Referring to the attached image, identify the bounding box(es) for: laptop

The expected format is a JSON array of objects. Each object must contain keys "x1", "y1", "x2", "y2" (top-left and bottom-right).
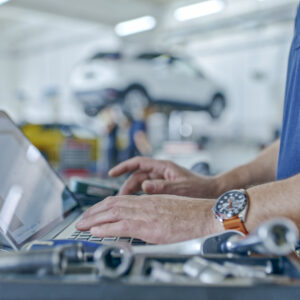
[{"x1": 0, "y1": 111, "x2": 143, "y2": 250}]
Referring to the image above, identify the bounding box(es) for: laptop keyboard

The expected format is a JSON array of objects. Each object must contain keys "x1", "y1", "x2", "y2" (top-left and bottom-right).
[{"x1": 68, "y1": 231, "x2": 147, "y2": 245}]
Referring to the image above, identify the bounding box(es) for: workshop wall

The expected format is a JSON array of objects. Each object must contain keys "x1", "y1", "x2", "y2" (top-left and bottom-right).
[
  {"x1": 183, "y1": 23, "x2": 293, "y2": 143},
  {"x1": 0, "y1": 0, "x2": 296, "y2": 147},
  {"x1": 0, "y1": 25, "x2": 119, "y2": 125},
  {"x1": 0, "y1": 56, "x2": 15, "y2": 116}
]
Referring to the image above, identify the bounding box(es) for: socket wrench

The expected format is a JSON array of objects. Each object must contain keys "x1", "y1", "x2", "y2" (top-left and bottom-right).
[
  {"x1": 222, "y1": 218, "x2": 299, "y2": 255},
  {"x1": 94, "y1": 243, "x2": 133, "y2": 279},
  {"x1": 92, "y1": 231, "x2": 242, "y2": 279},
  {"x1": 132, "y1": 230, "x2": 243, "y2": 256},
  {"x1": 0, "y1": 248, "x2": 67, "y2": 275}
]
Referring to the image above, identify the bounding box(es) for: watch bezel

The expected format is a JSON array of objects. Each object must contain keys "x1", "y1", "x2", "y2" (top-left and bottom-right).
[{"x1": 213, "y1": 189, "x2": 248, "y2": 223}]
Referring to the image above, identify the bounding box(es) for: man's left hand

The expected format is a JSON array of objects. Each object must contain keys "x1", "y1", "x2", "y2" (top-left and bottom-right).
[{"x1": 76, "y1": 195, "x2": 222, "y2": 244}]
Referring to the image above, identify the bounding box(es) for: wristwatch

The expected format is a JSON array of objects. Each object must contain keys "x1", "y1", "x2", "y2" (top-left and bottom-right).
[{"x1": 213, "y1": 189, "x2": 249, "y2": 235}]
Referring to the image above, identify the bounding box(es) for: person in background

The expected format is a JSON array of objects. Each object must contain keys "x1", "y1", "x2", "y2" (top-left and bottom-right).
[
  {"x1": 123, "y1": 105, "x2": 152, "y2": 159},
  {"x1": 103, "y1": 107, "x2": 119, "y2": 172}
]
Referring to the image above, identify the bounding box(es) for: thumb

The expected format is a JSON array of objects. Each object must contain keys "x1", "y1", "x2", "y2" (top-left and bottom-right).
[{"x1": 142, "y1": 180, "x2": 173, "y2": 194}]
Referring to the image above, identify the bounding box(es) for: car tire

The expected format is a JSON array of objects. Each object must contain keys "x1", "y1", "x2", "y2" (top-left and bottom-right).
[
  {"x1": 122, "y1": 87, "x2": 150, "y2": 117},
  {"x1": 84, "y1": 106, "x2": 100, "y2": 117},
  {"x1": 190, "y1": 161, "x2": 211, "y2": 176},
  {"x1": 209, "y1": 94, "x2": 226, "y2": 119}
]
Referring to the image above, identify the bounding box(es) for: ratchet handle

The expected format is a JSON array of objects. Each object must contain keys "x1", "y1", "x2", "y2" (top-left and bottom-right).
[{"x1": 222, "y1": 218, "x2": 299, "y2": 256}]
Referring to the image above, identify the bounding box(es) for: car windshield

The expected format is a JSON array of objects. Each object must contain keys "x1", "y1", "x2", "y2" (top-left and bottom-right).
[
  {"x1": 171, "y1": 58, "x2": 199, "y2": 76},
  {"x1": 89, "y1": 52, "x2": 121, "y2": 61},
  {"x1": 135, "y1": 52, "x2": 169, "y2": 60}
]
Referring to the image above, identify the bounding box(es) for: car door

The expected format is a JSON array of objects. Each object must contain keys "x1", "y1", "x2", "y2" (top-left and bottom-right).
[{"x1": 164, "y1": 59, "x2": 213, "y2": 107}]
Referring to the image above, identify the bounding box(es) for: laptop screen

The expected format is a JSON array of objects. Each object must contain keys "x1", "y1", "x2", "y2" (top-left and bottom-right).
[{"x1": 0, "y1": 111, "x2": 79, "y2": 249}]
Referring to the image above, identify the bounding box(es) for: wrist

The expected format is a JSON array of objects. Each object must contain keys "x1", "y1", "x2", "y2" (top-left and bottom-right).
[
  {"x1": 195, "y1": 199, "x2": 224, "y2": 236},
  {"x1": 211, "y1": 210, "x2": 225, "y2": 234},
  {"x1": 209, "y1": 175, "x2": 228, "y2": 198}
]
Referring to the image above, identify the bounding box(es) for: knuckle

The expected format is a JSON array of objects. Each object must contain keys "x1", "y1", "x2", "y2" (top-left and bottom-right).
[
  {"x1": 157, "y1": 181, "x2": 165, "y2": 190},
  {"x1": 102, "y1": 196, "x2": 114, "y2": 206},
  {"x1": 120, "y1": 219, "x2": 130, "y2": 232},
  {"x1": 161, "y1": 159, "x2": 172, "y2": 168},
  {"x1": 131, "y1": 172, "x2": 140, "y2": 180},
  {"x1": 91, "y1": 226, "x2": 102, "y2": 237},
  {"x1": 166, "y1": 160, "x2": 175, "y2": 168},
  {"x1": 106, "y1": 196, "x2": 115, "y2": 202},
  {"x1": 110, "y1": 206, "x2": 121, "y2": 218},
  {"x1": 101, "y1": 197, "x2": 118, "y2": 210},
  {"x1": 134, "y1": 156, "x2": 143, "y2": 164}
]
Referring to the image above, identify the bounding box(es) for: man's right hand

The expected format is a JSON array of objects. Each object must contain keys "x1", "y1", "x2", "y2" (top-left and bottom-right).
[{"x1": 109, "y1": 157, "x2": 219, "y2": 198}]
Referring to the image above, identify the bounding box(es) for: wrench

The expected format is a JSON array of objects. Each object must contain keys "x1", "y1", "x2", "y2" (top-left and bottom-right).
[
  {"x1": 223, "y1": 218, "x2": 299, "y2": 255},
  {"x1": 132, "y1": 230, "x2": 243, "y2": 256}
]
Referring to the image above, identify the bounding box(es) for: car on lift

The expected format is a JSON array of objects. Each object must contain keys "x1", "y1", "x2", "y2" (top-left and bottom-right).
[{"x1": 70, "y1": 51, "x2": 226, "y2": 118}]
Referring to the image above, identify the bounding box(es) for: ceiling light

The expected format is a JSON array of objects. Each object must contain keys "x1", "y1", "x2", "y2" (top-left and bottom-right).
[
  {"x1": 0, "y1": 0, "x2": 10, "y2": 5},
  {"x1": 115, "y1": 16, "x2": 156, "y2": 37},
  {"x1": 174, "y1": 0, "x2": 225, "y2": 22}
]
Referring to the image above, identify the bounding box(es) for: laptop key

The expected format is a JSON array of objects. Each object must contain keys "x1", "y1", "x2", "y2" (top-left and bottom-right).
[
  {"x1": 89, "y1": 239, "x2": 102, "y2": 242},
  {"x1": 79, "y1": 234, "x2": 91, "y2": 238},
  {"x1": 78, "y1": 237, "x2": 90, "y2": 241},
  {"x1": 118, "y1": 237, "x2": 131, "y2": 242},
  {"x1": 89, "y1": 236, "x2": 103, "y2": 240},
  {"x1": 78, "y1": 233, "x2": 91, "y2": 237},
  {"x1": 102, "y1": 237, "x2": 117, "y2": 242}
]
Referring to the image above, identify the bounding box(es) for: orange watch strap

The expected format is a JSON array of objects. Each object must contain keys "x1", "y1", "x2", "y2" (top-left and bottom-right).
[{"x1": 223, "y1": 215, "x2": 248, "y2": 235}]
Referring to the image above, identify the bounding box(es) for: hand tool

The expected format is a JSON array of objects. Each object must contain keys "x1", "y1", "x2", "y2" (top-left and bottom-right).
[
  {"x1": 0, "y1": 248, "x2": 67, "y2": 275},
  {"x1": 222, "y1": 218, "x2": 299, "y2": 256},
  {"x1": 93, "y1": 243, "x2": 133, "y2": 279}
]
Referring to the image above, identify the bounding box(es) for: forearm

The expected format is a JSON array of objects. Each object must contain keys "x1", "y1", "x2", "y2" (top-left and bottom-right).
[
  {"x1": 214, "y1": 140, "x2": 280, "y2": 196},
  {"x1": 245, "y1": 173, "x2": 300, "y2": 232},
  {"x1": 134, "y1": 131, "x2": 152, "y2": 155}
]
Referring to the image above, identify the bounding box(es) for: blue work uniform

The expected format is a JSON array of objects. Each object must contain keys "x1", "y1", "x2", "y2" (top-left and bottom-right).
[
  {"x1": 127, "y1": 119, "x2": 146, "y2": 158},
  {"x1": 106, "y1": 124, "x2": 119, "y2": 170},
  {"x1": 277, "y1": 5, "x2": 300, "y2": 180}
]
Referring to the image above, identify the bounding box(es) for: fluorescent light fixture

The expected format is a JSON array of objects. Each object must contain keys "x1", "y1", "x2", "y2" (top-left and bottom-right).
[
  {"x1": 174, "y1": 0, "x2": 225, "y2": 22},
  {"x1": 0, "y1": 0, "x2": 10, "y2": 5},
  {"x1": 115, "y1": 16, "x2": 156, "y2": 37}
]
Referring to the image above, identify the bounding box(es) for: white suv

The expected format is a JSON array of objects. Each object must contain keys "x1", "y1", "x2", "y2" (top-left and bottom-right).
[{"x1": 70, "y1": 51, "x2": 226, "y2": 118}]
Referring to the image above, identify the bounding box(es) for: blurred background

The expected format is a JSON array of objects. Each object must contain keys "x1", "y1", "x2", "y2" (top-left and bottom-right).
[{"x1": 0, "y1": 0, "x2": 298, "y2": 180}]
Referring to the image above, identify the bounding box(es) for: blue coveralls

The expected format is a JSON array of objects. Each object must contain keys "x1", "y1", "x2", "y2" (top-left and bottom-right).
[{"x1": 277, "y1": 4, "x2": 300, "y2": 180}]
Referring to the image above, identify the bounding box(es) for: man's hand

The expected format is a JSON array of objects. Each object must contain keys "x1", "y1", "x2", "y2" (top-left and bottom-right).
[
  {"x1": 76, "y1": 195, "x2": 222, "y2": 244},
  {"x1": 109, "y1": 157, "x2": 219, "y2": 198}
]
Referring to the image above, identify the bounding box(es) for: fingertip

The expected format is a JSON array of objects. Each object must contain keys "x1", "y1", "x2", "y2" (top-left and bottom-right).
[
  {"x1": 108, "y1": 168, "x2": 117, "y2": 177},
  {"x1": 142, "y1": 181, "x2": 155, "y2": 194},
  {"x1": 82, "y1": 211, "x2": 89, "y2": 218},
  {"x1": 76, "y1": 219, "x2": 85, "y2": 230},
  {"x1": 117, "y1": 186, "x2": 124, "y2": 195},
  {"x1": 118, "y1": 188, "x2": 128, "y2": 196}
]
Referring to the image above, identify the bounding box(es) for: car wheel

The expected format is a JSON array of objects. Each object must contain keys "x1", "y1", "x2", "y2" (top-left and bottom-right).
[
  {"x1": 122, "y1": 88, "x2": 150, "y2": 117},
  {"x1": 190, "y1": 161, "x2": 211, "y2": 176},
  {"x1": 209, "y1": 94, "x2": 225, "y2": 119},
  {"x1": 84, "y1": 106, "x2": 100, "y2": 117}
]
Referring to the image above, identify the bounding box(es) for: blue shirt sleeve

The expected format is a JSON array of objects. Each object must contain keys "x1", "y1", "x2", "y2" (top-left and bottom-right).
[{"x1": 277, "y1": 4, "x2": 300, "y2": 180}]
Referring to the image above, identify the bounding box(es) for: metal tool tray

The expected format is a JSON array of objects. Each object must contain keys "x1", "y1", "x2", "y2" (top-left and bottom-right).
[{"x1": 0, "y1": 254, "x2": 300, "y2": 300}]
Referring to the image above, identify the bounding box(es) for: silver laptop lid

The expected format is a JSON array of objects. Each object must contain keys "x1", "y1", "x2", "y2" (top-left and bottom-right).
[{"x1": 0, "y1": 111, "x2": 79, "y2": 249}]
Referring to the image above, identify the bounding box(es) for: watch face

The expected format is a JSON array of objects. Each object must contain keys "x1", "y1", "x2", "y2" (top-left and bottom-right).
[{"x1": 213, "y1": 190, "x2": 248, "y2": 220}]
